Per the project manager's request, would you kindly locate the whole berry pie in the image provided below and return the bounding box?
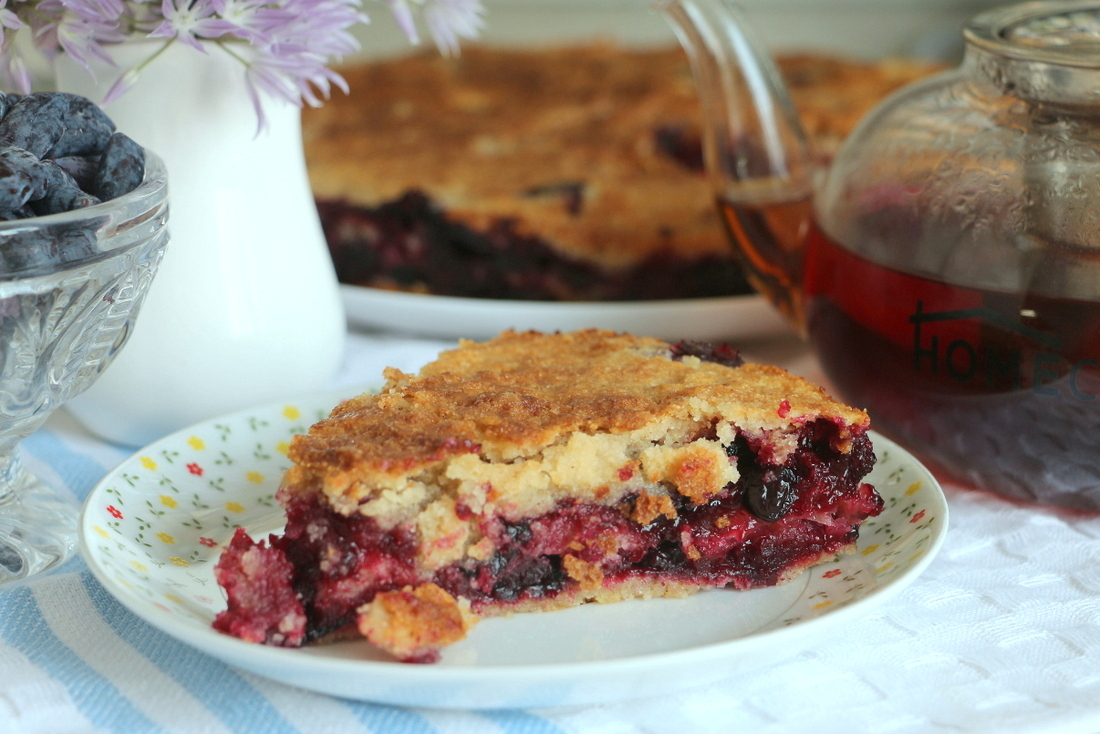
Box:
[213,330,883,662]
[302,46,940,301]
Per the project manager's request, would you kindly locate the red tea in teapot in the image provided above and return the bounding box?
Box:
[671,0,1100,509]
[721,196,1100,509]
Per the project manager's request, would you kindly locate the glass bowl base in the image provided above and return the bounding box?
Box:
[0,468,79,588]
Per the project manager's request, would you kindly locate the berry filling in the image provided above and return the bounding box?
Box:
[653,124,705,173]
[670,339,744,368]
[214,419,880,653]
[318,190,753,301]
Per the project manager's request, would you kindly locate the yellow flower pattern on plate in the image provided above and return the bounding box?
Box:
[80,388,947,639]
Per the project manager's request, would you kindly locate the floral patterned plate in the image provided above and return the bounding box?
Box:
[80,389,949,709]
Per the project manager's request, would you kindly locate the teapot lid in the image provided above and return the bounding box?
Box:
[966,0,1100,103]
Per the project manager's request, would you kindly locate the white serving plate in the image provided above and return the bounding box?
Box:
[342,285,790,341]
[81,388,948,709]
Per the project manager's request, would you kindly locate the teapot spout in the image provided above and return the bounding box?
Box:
[659,0,815,329]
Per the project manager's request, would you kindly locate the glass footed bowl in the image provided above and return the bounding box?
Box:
[0,152,168,587]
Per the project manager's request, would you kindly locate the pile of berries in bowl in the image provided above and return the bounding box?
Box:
[0,90,169,586]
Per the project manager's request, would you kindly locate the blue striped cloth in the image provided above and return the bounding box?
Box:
[2,335,575,734]
[5,332,1100,734]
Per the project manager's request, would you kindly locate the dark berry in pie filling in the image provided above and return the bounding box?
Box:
[213,419,879,648]
[317,192,753,301]
[742,465,799,522]
[213,527,307,646]
[670,340,744,368]
[273,492,422,641]
[654,124,705,173]
[522,181,586,217]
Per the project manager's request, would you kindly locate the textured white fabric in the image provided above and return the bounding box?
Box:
[2,331,1098,734]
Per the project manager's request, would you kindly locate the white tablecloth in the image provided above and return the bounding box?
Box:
[3,329,1100,734]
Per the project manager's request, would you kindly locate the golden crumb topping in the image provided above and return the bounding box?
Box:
[303,45,941,267]
[777,54,946,159]
[355,583,476,661]
[631,492,678,526]
[284,330,867,529]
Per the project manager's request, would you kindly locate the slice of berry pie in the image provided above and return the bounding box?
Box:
[214,330,883,662]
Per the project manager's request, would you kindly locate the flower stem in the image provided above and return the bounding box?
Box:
[131,39,176,75]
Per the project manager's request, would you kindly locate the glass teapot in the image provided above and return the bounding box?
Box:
[662,0,1100,510]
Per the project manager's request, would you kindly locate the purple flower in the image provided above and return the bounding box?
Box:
[0,50,29,94]
[0,0,26,90]
[210,0,270,30]
[148,0,241,49]
[422,0,483,55]
[385,0,418,43]
[385,0,483,54]
[0,0,22,33]
[0,0,484,129]
[30,0,126,73]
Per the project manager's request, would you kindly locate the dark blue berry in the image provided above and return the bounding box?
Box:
[45,94,117,158]
[0,215,104,272]
[0,205,33,221]
[91,132,144,201]
[0,230,65,270]
[0,146,51,200]
[0,92,18,123]
[0,92,138,273]
[743,465,799,522]
[503,520,533,544]
[51,155,98,191]
[639,539,687,571]
[0,94,69,158]
[489,554,564,601]
[29,161,100,216]
[56,223,98,260]
[724,434,746,458]
[0,156,33,213]
[727,432,800,521]
[670,340,744,368]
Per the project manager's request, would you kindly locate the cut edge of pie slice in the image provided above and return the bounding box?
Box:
[213,329,883,663]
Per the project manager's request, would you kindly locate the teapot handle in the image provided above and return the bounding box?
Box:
[660,0,815,329]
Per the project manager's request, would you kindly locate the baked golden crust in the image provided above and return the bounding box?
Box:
[284,329,868,531]
[777,54,945,158]
[356,583,477,661]
[302,45,941,268]
[304,43,714,268]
